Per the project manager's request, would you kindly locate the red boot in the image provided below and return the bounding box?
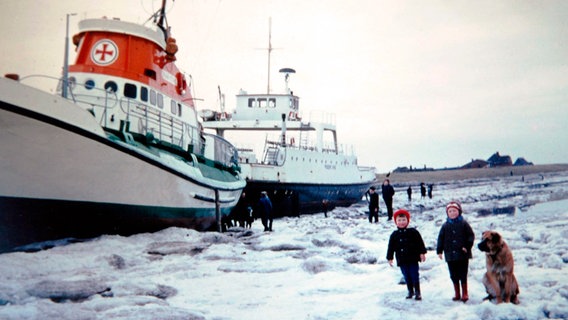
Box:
[461,281,469,302]
[452,282,461,301]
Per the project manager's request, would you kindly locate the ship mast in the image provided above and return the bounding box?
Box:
[147,0,169,40]
[266,17,272,95]
[61,12,76,98]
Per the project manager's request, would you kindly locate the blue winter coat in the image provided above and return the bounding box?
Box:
[436,217,474,261]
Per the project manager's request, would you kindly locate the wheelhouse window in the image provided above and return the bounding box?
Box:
[171,100,177,115]
[157,93,164,109]
[150,89,156,105]
[248,98,257,108]
[140,87,149,102]
[268,98,276,108]
[124,83,137,99]
[258,98,267,108]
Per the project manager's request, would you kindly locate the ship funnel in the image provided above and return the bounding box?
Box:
[279,68,295,93]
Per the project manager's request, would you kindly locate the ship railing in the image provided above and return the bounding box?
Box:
[17,75,239,168]
[307,110,336,126]
[67,88,197,151]
[119,97,238,169]
[263,147,279,165]
[17,75,120,115]
[120,98,195,148]
[202,132,240,169]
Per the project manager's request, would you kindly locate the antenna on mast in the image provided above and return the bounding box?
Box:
[266,17,272,95]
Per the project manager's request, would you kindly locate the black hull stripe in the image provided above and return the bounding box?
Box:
[0,196,227,253]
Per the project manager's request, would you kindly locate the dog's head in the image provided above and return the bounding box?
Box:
[478,230,503,254]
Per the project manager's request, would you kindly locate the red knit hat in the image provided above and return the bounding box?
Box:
[446,201,462,214]
[393,209,411,222]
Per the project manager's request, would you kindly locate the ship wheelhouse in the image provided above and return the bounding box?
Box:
[232,91,300,122]
[65,17,237,169]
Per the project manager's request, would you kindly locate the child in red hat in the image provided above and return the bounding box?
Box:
[436,201,475,302]
[387,209,427,300]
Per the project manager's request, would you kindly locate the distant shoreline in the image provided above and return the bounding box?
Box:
[377,163,568,186]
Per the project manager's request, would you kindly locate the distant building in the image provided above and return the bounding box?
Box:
[487,152,513,167]
[461,159,488,169]
[514,157,533,166]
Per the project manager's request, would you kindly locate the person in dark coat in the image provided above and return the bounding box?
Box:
[257,191,273,231]
[406,185,412,202]
[420,182,426,198]
[366,186,379,223]
[322,199,329,218]
[437,201,475,302]
[427,184,434,199]
[234,192,249,228]
[387,209,427,300]
[382,179,396,220]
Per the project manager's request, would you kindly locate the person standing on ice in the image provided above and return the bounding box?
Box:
[366,186,379,223]
[436,201,475,302]
[381,179,396,220]
[387,209,427,300]
[258,191,273,231]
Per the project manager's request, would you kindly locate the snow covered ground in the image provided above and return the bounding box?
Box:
[0,170,567,320]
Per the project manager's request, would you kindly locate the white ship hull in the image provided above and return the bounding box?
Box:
[239,146,375,216]
[0,78,244,252]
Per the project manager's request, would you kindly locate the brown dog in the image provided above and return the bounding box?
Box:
[477,231,520,304]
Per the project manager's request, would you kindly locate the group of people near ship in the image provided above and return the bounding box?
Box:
[226,191,274,232]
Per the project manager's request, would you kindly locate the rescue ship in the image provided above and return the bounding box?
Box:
[201,68,376,217]
[0,1,245,252]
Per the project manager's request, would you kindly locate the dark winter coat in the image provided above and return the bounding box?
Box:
[386,227,427,266]
[368,192,379,210]
[381,184,395,200]
[436,217,474,262]
[257,195,273,220]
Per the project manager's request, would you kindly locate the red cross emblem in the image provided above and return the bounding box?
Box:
[91,39,118,66]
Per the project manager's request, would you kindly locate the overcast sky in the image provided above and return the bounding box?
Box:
[2,0,567,172]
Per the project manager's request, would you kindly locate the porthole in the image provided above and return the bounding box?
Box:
[68,76,76,89]
[85,79,95,90]
[104,81,118,93]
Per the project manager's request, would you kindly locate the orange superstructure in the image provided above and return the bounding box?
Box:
[65,15,202,151]
[69,17,190,105]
